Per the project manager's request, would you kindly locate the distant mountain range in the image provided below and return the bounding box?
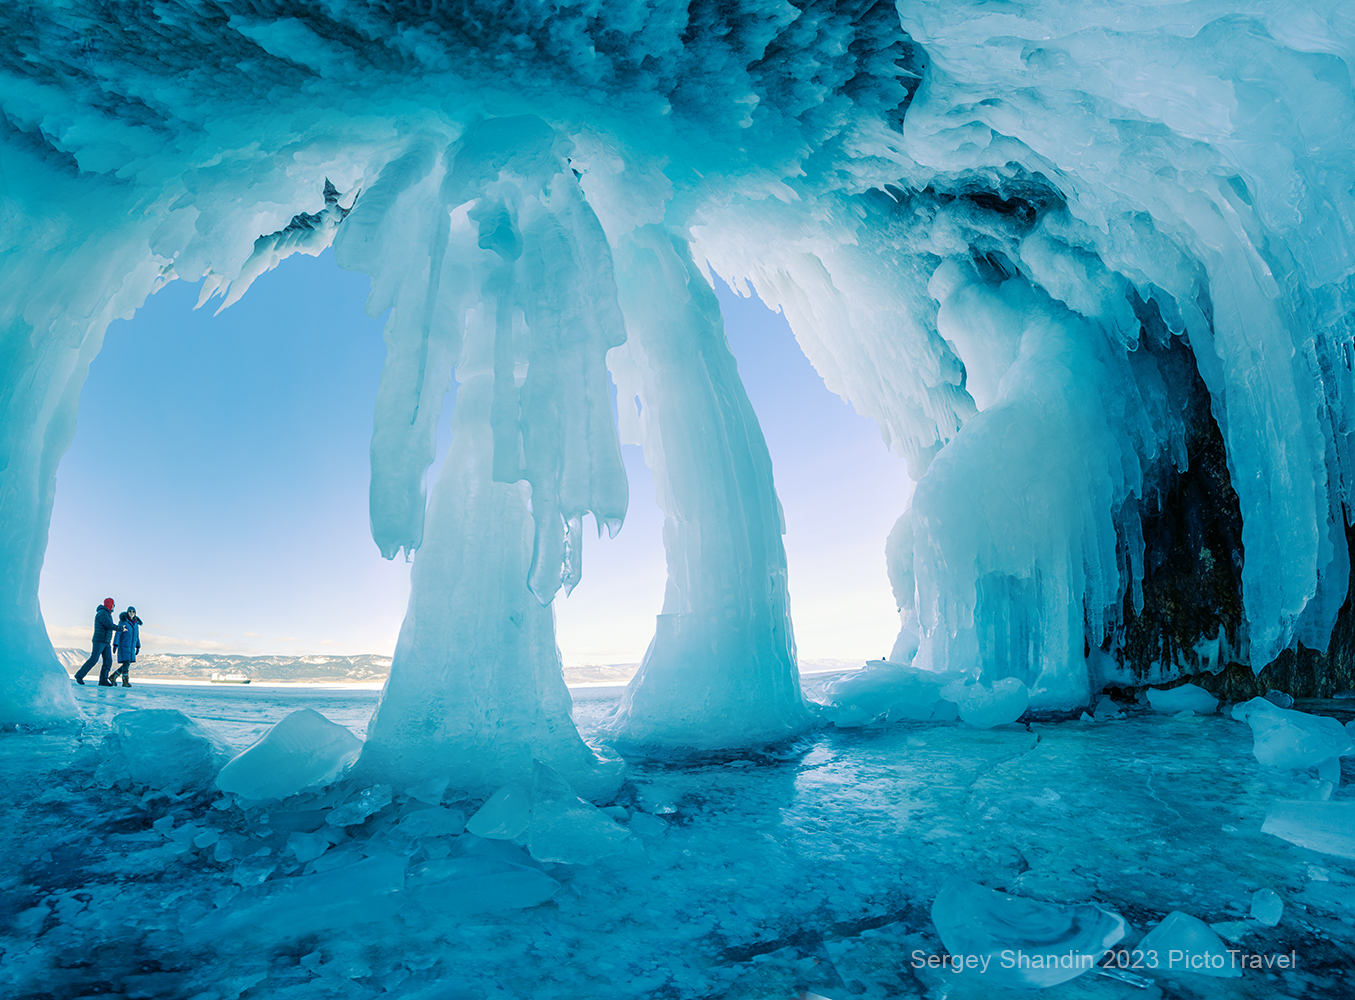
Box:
[53,648,643,684]
[54,648,394,683]
[53,649,856,684]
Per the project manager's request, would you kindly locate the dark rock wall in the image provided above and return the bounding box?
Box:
[1199,523,1355,701]
[1101,328,1355,699]
[1106,333,1247,685]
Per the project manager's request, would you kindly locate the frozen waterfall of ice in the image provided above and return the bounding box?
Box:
[3,3,1355,762]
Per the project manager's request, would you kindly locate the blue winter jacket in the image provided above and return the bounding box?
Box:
[91,605,120,643]
[113,613,141,663]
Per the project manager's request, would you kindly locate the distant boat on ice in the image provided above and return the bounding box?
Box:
[210,672,251,684]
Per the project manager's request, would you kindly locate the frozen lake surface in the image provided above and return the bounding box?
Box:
[2,683,1353,999]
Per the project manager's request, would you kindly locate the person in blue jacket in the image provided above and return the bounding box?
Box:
[74,598,123,686]
[109,606,142,687]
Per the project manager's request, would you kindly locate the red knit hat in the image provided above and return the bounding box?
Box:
[103,598,115,609]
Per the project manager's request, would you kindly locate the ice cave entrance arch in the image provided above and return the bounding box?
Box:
[38,251,412,668]
[35,238,907,799]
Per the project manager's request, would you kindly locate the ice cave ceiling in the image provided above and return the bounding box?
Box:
[3,2,1355,752]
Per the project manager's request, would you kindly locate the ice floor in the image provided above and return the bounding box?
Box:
[2,682,1353,1000]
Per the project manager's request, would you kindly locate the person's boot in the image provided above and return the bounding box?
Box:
[74,675,85,685]
[121,676,131,687]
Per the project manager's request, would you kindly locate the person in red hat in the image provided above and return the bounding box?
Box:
[74,598,124,686]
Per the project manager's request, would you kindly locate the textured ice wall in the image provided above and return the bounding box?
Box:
[2,3,1354,740]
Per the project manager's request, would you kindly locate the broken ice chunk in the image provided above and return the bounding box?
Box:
[1093,696,1122,720]
[203,854,407,943]
[466,784,532,840]
[1317,757,1342,785]
[286,831,330,864]
[627,813,668,840]
[1146,683,1217,715]
[217,709,362,801]
[231,860,276,887]
[1262,800,1355,858]
[404,855,559,915]
[820,661,963,726]
[1137,911,1240,978]
[398,806,467,839]
[1250,888,1283,927]
[930,878,1126,988]
[1209,920,1252,943]
[525,763,630,865]
[1239,698,1353,770]
[942,677,1029,729]
[325,785,392,827]
[405,774,449,806]
[100,710,230,794]
[1264,690,1294,708]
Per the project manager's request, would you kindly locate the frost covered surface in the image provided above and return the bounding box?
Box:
[2,1,1355,742]
[4,685,1355,999]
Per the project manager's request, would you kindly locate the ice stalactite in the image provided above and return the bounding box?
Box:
[603,227,810,750]
[348,118,628,797]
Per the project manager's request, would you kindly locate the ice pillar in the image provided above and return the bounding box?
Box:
[359,375,622,800]
[603,227,810,750]
[351,119,628,799]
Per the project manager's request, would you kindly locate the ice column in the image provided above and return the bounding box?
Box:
[603,227,811,750]
[359,375,621,800]
[350,119,628,799]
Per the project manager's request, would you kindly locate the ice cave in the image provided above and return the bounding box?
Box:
[3,2,1355,998]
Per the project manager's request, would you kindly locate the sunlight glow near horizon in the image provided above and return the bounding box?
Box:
[40,250,907,666]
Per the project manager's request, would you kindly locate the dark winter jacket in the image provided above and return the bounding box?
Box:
[91,605,121,644]
[113,613,141,663]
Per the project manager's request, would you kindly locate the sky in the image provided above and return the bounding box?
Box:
[40,249,910,666]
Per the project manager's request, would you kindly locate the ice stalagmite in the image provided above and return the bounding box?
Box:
[604,228,810,750]
[353,118,627,799]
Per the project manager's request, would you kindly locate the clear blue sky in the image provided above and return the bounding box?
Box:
[40,250,908,666]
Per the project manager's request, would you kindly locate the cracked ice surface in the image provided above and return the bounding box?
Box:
[3,685,1354,998]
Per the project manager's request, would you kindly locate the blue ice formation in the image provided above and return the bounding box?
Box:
[2,3,1355,788]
